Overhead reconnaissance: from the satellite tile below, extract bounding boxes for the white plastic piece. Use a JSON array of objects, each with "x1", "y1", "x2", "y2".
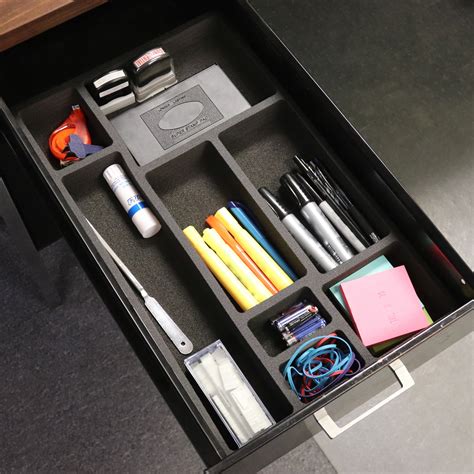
[
  {"x1": 211, "y1": 346, "x2": 228, "y2": 365},
  {"x1": 192, "y1": 364, "x2": 216, "y2": 396},
  {"x1": 93, "y1": 69, "x2": 128, "y2": 89},
  {"x1": 99, "y1": 81, "x2": 129, "y2": 98},
  {"x1": 200, "y1": 353, "x2": 221, "y2": 388},
  {"x1": 218, "y1": 359, "x2": 241, "y2": 392},
  {"x1": 212, "y1": 395, "x2": 250, "y2": 444},
  {"x1": 194, "y1": 359, "x2": 253, "y2": 442},
  {"x1": 103, "y1": 164, "x2": 160, "y2": 238},
  {"x1": 230, "y1": 385, "x2": 273, "y2": 434}
]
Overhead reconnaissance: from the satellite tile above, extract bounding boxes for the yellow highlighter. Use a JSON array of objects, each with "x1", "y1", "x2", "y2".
[
  {"x1": 214, "y1": 208, "x2": 293, "y2": 291},
  {"x1": 203, "y1": 228, "x2": 273, "y2": 303},
  {"x1": 183, "y1": 226, "x2": 258, "y2": 311}
]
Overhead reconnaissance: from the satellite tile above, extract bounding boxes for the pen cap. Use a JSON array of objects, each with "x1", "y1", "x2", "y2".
[
  {"x1": 258, "y1": 187, "x2": 289, "y2": 219},
  {"x1": 215, "y1": 207, "x2": 244, "y2": 236},
  {"x1": 280, "y1": 173, "x2": 311, "y2": 208}
]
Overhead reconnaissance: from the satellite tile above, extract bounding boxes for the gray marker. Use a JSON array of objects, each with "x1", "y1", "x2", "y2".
[
  {"x1": 295, "y1": 171, "x2": 366, "y2": 253},
  {"x1": 259, "y1": 187, "x2": 338, "y2": 272},
  {"x1": 281, "y1": 173, "x2": 354, "y2": 263}
]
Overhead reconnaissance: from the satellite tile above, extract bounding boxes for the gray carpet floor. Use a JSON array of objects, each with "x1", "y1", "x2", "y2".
[
  {"x1": 0, "y1": 235, "x2": 204, "y2": 472},
  {"x1": 0, "y1": 234, "x2": 334, "y2": 472}
]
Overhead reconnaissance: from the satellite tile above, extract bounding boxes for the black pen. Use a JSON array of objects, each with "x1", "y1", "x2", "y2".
[
  {"x1": 309, "y1": 158, "x2": 380, "y2": 243},
  {"x1": 294, "y1": 171, "x2": 366, "y2": 253},
  {"x1": 294, "y1": 155, "x2": 356, "y2": 224},
  {"x1": 294, "y1": 156, "x2": 370, "y2": 247}
]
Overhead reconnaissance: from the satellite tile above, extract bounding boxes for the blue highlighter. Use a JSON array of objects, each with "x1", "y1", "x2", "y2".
[{"x1": 227, "y1": 201, "x2": 298, "y2": 280}]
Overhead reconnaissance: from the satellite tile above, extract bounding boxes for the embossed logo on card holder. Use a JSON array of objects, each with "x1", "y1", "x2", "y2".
[{"x1": 140, "y1": 85, "x2": 223, "y2": 149}]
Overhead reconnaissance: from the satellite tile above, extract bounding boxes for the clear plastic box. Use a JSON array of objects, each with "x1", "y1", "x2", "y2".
[{"x1": 184, "y1": 340, "x2": 275, "y2": 447}]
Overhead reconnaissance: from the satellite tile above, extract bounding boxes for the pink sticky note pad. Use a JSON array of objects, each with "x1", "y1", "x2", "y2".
[{"x1": 340, "y1": 265, "x2": 430, "y2": 346}]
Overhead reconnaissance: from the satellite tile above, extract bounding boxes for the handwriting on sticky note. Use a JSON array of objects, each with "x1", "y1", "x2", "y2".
[{"x1": 340, "y1": 265, "x2": 430, "y2": 346}]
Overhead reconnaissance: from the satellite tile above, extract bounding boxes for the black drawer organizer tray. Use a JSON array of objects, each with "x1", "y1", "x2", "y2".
[{"x1": 3, "y1": 3, "x2": 472, "y2": 472}]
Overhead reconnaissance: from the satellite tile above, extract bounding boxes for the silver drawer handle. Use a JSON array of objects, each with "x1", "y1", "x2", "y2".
[{"x1": 314, "y1": 359, "x2": 414, "y2": 439}]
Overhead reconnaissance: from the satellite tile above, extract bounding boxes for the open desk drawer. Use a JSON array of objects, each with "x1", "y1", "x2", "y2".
[{"x1": 1, "y1": 1, "x2": 472, "y2": 472}]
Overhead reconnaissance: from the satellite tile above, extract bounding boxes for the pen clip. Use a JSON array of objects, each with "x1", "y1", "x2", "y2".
[
  {"x1": 296, "y1": 158, "x2": 327, "y2": 197},
  {"x1": 294, "y1": 170, "x2": 322, "y2": 203},
  {"x1": 308, "y1": 162, "x2": 340, "y2": 204},
  {"x1": 294, "y1": 155, "x2": 312, "y2": 174},
  {"x1": 310, "y1": 160, "x2": 346, "y2": 202}
]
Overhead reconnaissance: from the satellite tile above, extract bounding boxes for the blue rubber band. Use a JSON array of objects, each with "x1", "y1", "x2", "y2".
[{"x1": 283, "y1": 335, "x2": 360, "y2": 402}]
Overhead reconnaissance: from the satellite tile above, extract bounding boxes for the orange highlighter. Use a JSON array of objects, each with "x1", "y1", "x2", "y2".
[{"x1": 206, "y1": 215, "x2": 278, "y2": 295}]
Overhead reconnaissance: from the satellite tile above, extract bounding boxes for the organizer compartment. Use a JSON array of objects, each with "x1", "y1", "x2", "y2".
[
  {"x1": 62, "y1": 152, "x2": 230, "y2": 357},
  {"x1": 279, "y1": 330, "x2": 367, "y2": 405},
  {"x1": 18, "y1": 87, "x2": 113, "y2": 171},
  {"x1": 248, "y1": 287, "x2": 332, "y2": 357},
  {"x1": 144, "y1": 15, "x2": 276, "y2": 107},
  {"x1": 219, "y1": 100, "x2": 389, "y2": 241},
  {"x1": 146, "y1": 141, "x2": 307, "y2": 309},
  {"x1": 185, "y1": 342, "x2": 294, "y2": 447},
  {"x1": 324, "y1": 241, "x2": 459, "y2": 325}
]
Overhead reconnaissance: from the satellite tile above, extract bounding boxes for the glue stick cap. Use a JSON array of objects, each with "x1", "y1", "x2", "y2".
[{"x1": 132, "y1": 207, "x2": 161, "y2": 238}]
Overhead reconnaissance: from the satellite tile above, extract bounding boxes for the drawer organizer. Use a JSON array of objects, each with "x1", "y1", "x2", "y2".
[{"x1": 4, "y1": 8, "x2": 472, "y2": 473}]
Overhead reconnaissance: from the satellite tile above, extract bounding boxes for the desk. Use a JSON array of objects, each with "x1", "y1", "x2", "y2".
[{"x1": 0, "y1": 0, "x2": 107, "y2": 51}]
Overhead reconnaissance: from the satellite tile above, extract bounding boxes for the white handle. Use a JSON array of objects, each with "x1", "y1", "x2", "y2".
[
  {"x1": 314, "y1": 359, "x2": 414, "y2": 439},
  {"x1": 145, "y1": 296, "x2": 193, "y2": 354}
]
